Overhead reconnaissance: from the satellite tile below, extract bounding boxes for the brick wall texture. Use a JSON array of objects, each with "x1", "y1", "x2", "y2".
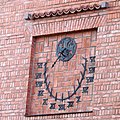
[{"x1": 0, "y1": 0, "x2": 120, "y2": 120}]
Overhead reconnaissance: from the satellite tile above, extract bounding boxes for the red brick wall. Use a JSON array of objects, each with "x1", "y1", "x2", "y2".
[{"x1": 0, "y1": 0, "x2": 120, "y2": 120}]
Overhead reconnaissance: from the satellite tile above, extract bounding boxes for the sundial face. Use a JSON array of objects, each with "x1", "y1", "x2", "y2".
[
  {"x1": 26, "y1": 31, "x2": 96, "y2": 116},
  {"x1": 44, "y1": 37, "x2": 86, "y2": 101}
]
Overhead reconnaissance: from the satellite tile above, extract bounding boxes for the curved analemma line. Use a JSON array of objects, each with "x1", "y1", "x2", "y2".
[{"x1": 43, "y1": 57, "x2": 87, "y2": 101}]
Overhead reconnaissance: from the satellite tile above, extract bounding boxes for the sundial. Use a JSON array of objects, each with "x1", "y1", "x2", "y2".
[{"x1": 26, "y1": 31, "x2": 96, "y2": 116}]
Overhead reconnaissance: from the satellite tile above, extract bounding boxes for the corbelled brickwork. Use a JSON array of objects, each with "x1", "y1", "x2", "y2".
[{"x1": 0, "y1": 0, "x2": 120, "y2": 120}]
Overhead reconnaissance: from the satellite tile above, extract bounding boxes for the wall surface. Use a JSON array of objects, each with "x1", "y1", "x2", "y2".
[{"x1": 0, "y1": 0, "x2": 120, "y2": 120}]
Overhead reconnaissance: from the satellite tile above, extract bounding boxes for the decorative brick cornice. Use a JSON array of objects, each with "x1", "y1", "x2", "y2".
[
  {"x1": 30, "y1": 15, "x2": 106, "y2": 36},
  {"x1": 24, "y1": 2, "x2": 108, "y2": 20}
]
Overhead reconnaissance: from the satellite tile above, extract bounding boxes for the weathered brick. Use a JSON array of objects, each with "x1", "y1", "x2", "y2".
[{"x1": 0, "y1": 0, "x2": 120, "y2": 120}]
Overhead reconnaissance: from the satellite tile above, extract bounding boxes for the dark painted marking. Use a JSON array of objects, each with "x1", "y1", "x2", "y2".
[
  {"x1": 36, "y1": 81, "x2": 43, "y2": 87},
  {"x1": 90, "y1": 56, "x2": 96, "y2": 63},
  {"x1": 37, "y1": 63, "x2": 43, "y2": 68},
  {"x1": 86, "y1": 76, "x2": 94, "y2": 83},
  {"x1": 50, "y1": 103, "x2": 56, "y2": 109},
  {"x1": 58, "y1": 104, "x2": 65, "y2": 110},
  {"x1": 43, "y1": 98, "x2": 48, "y2": 105},
  {"x1": 89, "y1": 67, "x2": 95, "y2": 73},
  {"x1": 35, "y1": 73, "x2": 42, "y2": 79},
  {"x1": 82, "y1": 87, "x2": 89, "y2": 93},
  {"x1": 67, "y1": 101, "x2": 74, "y2": 108},
  {"x1": 38, "y1": 90, "x2": 44, "y2": 96},
  {"x1": 76, "y1": 96, "x2": 81, "y2": 103}
]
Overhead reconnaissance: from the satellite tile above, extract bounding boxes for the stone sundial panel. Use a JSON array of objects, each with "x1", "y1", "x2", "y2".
[{"x1": 26, "y1": 30, "x2": 96, "y2": 116}]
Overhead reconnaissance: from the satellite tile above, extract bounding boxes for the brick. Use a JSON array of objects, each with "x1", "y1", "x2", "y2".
[{"x1": 1, "y1": 0, "x2": 120, "y2": 120}]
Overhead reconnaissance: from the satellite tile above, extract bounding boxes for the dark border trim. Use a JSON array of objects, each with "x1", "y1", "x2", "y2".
[{"x1": 25, "y1": 110, "x2": 93, "y2": 117}]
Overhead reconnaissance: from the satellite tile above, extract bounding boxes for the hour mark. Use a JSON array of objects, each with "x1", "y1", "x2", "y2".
[
  {"x1": 37, "y1": 63, "x2": 43, "y2": 68},
  {"x1": 43, "y1": 99, "x2": 48, "y2": 105},
  {"x1": 89, "y1": 67, "x2": 95, "y2": 73},
  {"x1": 38, "y1": 90, "x2": 44, "y2": 96},
  {"x1": 49, "y1": 88, "x2": 53, "y2": 97},
  {"x1": 55, "y1": 92, "x2": 57, "y2": 101},
  {"x1": 73, "y1": 86, "x2": 76, "y2": 94},
  {"x1": 68, "y1": 91, "x2": 70, "y2": 99},
  {"x1": 90, "y1": 56, "x2": 96, "y2": 63},
  {"x1": 86, "y1": 76, "x2": 94, "y2": 83},
  {"x1": 50, "y1": 103, "x2": 56, "y2": 109},
  {"x1": 67, "y1": 101, "x2": 74, "y2": 108},
  {"x1": 58, "y1": 104, "x2": 65, "y2": 110},
  {"x1": 36, "y1": 81, "x2": 43, "y2": 87},
  {"x1": 76, "y1": 96, "x2": 81, "y2": 103},
  {"x1": 35, "y1": 73, "x2": 42, "y2": 79},
  {"x1": 61, "y1": 93, "x2": 64, "y2": 102},
  {"x1": 82, "y1": 87, "x2": 89, "y2": 93},
  {"x1": 46, "y1": 81, "x2": 50, "y2": 90}
]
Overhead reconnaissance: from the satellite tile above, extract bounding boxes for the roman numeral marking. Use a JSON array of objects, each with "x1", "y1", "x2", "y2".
[
  {"x1": 36, "y1": 81, "x2": 43, "y2": 87},
  {"x1": 67, "y1": 101, "x2": 74, "y2": 108},
  {"x1": 37, "y1": 63, "x2": 43, "y2": 68},
  {"x1": 43, "y1": 99, "x2": 48, "y2": 105},
  {"x1": 38, "y1": 90, "x2": 44, "y2": 96},
  {"x1": 35, "y1": 73, "x2": 42, "y2": 79},
  {"x1": 82, "y1": 87, "x2": 89, "y2": 93},
  {"x1": 90, "y1": 56, "x2": 96, "y2": 63},
  {"x1": 50, "y1": 103, "x2": 56, "y2": 109},
  {"x1": 76, "y1": 96, "x2": 81, "y2": 103},
  {"x1": 86, "y1": 77, "x2": 94, "y2": 83},
  {"x1": 58, "y1": 104, "x2": 65, "y2": 110},
  {"x1": 89, "y1": 67, "x2": 95, "y2": 73}
]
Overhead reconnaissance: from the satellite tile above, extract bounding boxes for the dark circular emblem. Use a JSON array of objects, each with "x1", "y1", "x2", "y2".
[{"x1": 56, "y1": 37, "x2": 77, "y2": 62}]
